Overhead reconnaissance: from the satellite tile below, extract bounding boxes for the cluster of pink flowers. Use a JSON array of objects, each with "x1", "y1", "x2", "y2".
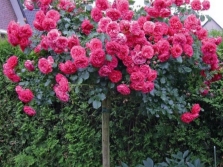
[
  {"x1": 181, "y1": 104, "x2": 201, "y2": 123},
  {"x1": 4, "y1": 0, "x2": 222, "y2": 123},
  {"x1": 7, "y1": 21, "x2": 32, "y2": 51},
  {"x1": 24, "y1": 0, "x2": 52, "y2": 12},
  {"x1": 57, "y1": 0, "x2": 76, "y2": 12},
  {"x1": 38, "y1": 56, "x2": 54, "y2": 74},
  {"x1": 53, "y1": 74, "x2": 70, "y2": 102},
  {"x1": 33, "y1": 9, "x2": 60, "y2": 31},
  {"x1": 3, "y1": 56, "x2": 21, "y2": 82},
  {"x1": 191, "y1": 0, "x2": 210, "y2": 11},
  {"x1": 15, "y1": 85, "x2": 36, "y2": 116}
]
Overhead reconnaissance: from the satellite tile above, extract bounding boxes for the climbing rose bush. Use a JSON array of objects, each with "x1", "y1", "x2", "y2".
[{"x1": 3, "y1": 0, "x2": 222, "y2": 123}]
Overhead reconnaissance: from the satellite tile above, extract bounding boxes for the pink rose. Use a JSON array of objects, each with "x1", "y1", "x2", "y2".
[
  {"x1": 117, "y1": 84, "x2": 130, "y2": 95},
  {"x1": 81, "y1": 19, "x2": 94, "y2": 35},
  {"x1": 6, "y1": 55, "x2": 18, "y2": 68},
  {"x1": 171, "y1": 44, "x2": 183, "y2": 58},
  {"x1": 202, "y1": 0, "x2": 210, "y2": 10},
  {"x1": 24, "y1": 60, "x2": 35, "y2": 71},
  {"x1": 38, "y1": 56, "x2": 54, "y2": 74},
  {"x1": 106, "y1": 8, "x2": 121, "y2": 21},
  {"x1": 191, "y1": 104, "x2": 201, "y2": 114},
  {"x1": 15, "y1": 85, "x2": 34, "y2": 103},
  {"x1": 19, "y1": 24, "x2": 32, "y2": 38},
  {"x1": 116, "y1": 0, "x2": 129, "y2": 13},
  {"x1": 68, "y1": 35, "x2": 80, "y2": 50},
  {"x1": 56, "y1": 36, "x2": 68, "y2": 49},
  {"x1": 108, "y1": 70, "x2": 122, "y2": 83},
  {"x1": 87, "y1": 38, "x2": 102, "y2": 51},
  {"x1": 42, "y1": 18, "x2": 57, "y2": 31},
  {"x1": 24, "y1": 0, "x2": 34, "y2": 10},
  {"x1": 59, "y1": 60, "x2": 77, "y2": 74},
  {"x1": 46, "y1": 9, "x2": 60, "y2": 22},
  {"x1": 95, "y1": 0, "x2": 109, "y2": 10},
  {"x1": 181, "y1": 112, "x2": 199, "y2": 123},
  {"x1": 98, "y1": 65, "x2": 112, "y2": 77},
  {"x1": 23, "y1": 106, "x2": 36, "y2": 116},
  {"x1": 90, "y1": 49, "x2": 105, "y2": 68},
  {"x1": 147, "y1": 69, "x2": 157, "y2": 82},
  {"x1": 142, "y1": 45, "x2": 154, "y2": 59},
  {"x1": 91, "y1": 7, "x2": 103, "y2": 22},
  {"x1": 132, "y1": 52, "x2": 147, "y2": 65},
  {"x1": 142, "y1": 81, "x2": 154, "y2": 93},
  {"x1": 106, "y1": 21, "x2": 120, "y2": 38},
  {"x1": 191, "y1": 0, "x2": 202, "y2": 10},
  {"x1": 130, "y1": 71, "x2": 145, "y2": 83},
  {"x1": 53, "y1": 85, "x2": 69, "y2": 102},
  {"x1": 143, "y1": 21, "x2": 155, "y2": 35},
  {"x1": 74, "y1": 56, "x2": 89, "y2": 69},
  {"x1": 97, "y1": 17, "x2": 112, "y2": 33},
  {"x1": 70, "y1": 46, "x2": 86, "y2": 59}
]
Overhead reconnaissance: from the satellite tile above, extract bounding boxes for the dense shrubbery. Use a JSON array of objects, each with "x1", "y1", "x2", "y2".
[{"x1": 0, "y1": 39, "x2": 223, "y2": 166}]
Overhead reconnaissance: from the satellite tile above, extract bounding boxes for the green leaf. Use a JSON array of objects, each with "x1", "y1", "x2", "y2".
[
  {"x1": 183, "y1": 67, "x2": 192, "y2": 73},
  {"x1": 176, "y1": 56, "x2": 183, "y2": 63},
  {"x1": 93, "y1": 100, "x2": 101, "y2": 109},
  {"x1": 98, "y1": 93, "x2": 106, "y2": 101},
  {"x1": 160, "y1": 77, "x2": 166, "y2": 84},
  {"x1": 121, "y1": 162, "x2": 128, "y2": 167},
  {"x1": 143, "y1": 158, "x2": 154, "y2": 167}
]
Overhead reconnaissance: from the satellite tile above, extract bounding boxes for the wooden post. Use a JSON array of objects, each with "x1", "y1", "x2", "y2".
[{"x1": 102, "y1": 98, "x2": 111, "y2": 167}]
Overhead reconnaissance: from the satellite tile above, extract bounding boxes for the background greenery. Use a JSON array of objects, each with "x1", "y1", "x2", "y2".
[{"x1": 0, "y1": 29, "x2": 223, "y2": 167}]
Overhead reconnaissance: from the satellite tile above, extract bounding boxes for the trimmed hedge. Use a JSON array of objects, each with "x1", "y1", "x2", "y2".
[{"x1": 0, "y1": 39, "x2": 223, "y2": 167}]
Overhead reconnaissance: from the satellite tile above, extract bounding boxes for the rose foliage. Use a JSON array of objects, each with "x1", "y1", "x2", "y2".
[{"x1": 3, "y1": 0, "x2": 223, "y2": 123}]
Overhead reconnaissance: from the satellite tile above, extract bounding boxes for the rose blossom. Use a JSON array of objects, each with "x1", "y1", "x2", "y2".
[
  {"x1": 5, "y1": 55, "x2": 18, "y2": 68},
  {"x1": 181, "y1": 112, "x2": 199, "y2": 123},
  {"x1": 87, "y1": 38, "x2": 102, "y2": 51},
  {"x1": 74, "y1": 56, "x2": 89, "y2": 69},
  {"x1": 143, "y1": 21, "x2": 155, "y2": 35},
  {"x1": 106, "y1": 8, "x2": 121, "y2": 21},
  {"x1": 24, "y1": 60, "x2": 35, "y2": 71},
  {"x1": 191, "y1": 0, "x2": 202, "y2": 10},
  {"x1": 42, "y1": 18, "x2": 57, "y2": 31},
  {"x1": 81, "y1": 19, "x2": 94, "y2": 35},
  {"x1": 116, "y1": 0, "x2": 129, "y2": 13},
  {"x1": 202, "y1": 0, "x2": 210, "y2": 10},
  {"x1": 90, "y1": 49, "x2": 105, "y2": 68},
  {"x1": 38, "y1": 56, "x2": 54, "y2": 74},
  {"x1": 171, "y1": 44, "x2": 183, "y2": 58},
  {"x1": 142, "y1": 81, "x2": 154, "y2": 93},
  {"x1": 97, "y1": 17, "x2": 112, "y2": 33},
  {"x1": 23, "y1": 106, "x2": 36, "y2": 116},
  {"x1": 70, "y1": 46, "x2": 86, "y2": 59},
  {"x1": 142, "y1": 45, "x2": 154, "y2": 59},
  {"x1": 95, "y1": 0, "x2": 109, "y2": 10},
  {"x1": 191, "y1": 104, "x2": 201, "y2": 114},
  {"x1": 58, "y1": 0, "x2": 75, "y2": 12},
  {"x1": 54, "y1": 85, "x2": 69, "y2": 102},
  {"x1": 98, "y1": 65, "x2": 112, "y2": 77},
  {"x1": 91, "y1": 7, "x2": 103, "y2": 22},
  {"x1": 59, "y1": 60, "x2": 77, "y2": 74},
  {"x1": 105, "y1": 55, "x2": 118, "y2": 69},
  {"x1": 15, "y1": 85, "x2": 34, "y2": 103},
  {"x1": 108, "y1": 70, "x2": 122, "y2": 83},
  {"x1": 68, "y1": 35, "x2": 80, "y2": 50},
  {"x1": 117, "y1": 84, "x2": 130, "y2": 95},
  {"x1": 183, "y1": 44, "x2": 193, "y2": 57},
  {"x1": 106, "y1": 21, "x2": 120, "y2": 38}
]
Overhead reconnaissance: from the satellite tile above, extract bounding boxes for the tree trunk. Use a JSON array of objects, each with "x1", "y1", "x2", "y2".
[{"x1": 102, "y1": 98, "x2": 111, "y2": 167}]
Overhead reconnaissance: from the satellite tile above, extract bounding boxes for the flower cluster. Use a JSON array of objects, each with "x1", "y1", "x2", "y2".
[
  {"x1": 3, "y1": 56, "x2": 21, "y2": 82},
  {"x1": 181, "y1": 104, "x2": 201, "y2": 123},
  {"x1": 3, "y1": 0, "x2": 222, "y2": 122},
  {"x1": 7, "y1": 21, "x2": 32, "y2": 51},
  {"x1": 15, "y1": 85, "x2": 36, "y2": 116},
  {"x1": 53, "y1": 73, "x2": 70, "y2": 102}
]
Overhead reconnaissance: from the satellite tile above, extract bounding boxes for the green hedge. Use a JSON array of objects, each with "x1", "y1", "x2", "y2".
[{"x1": 0, "y1": 39, "x2": 223, "y2": 167}]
